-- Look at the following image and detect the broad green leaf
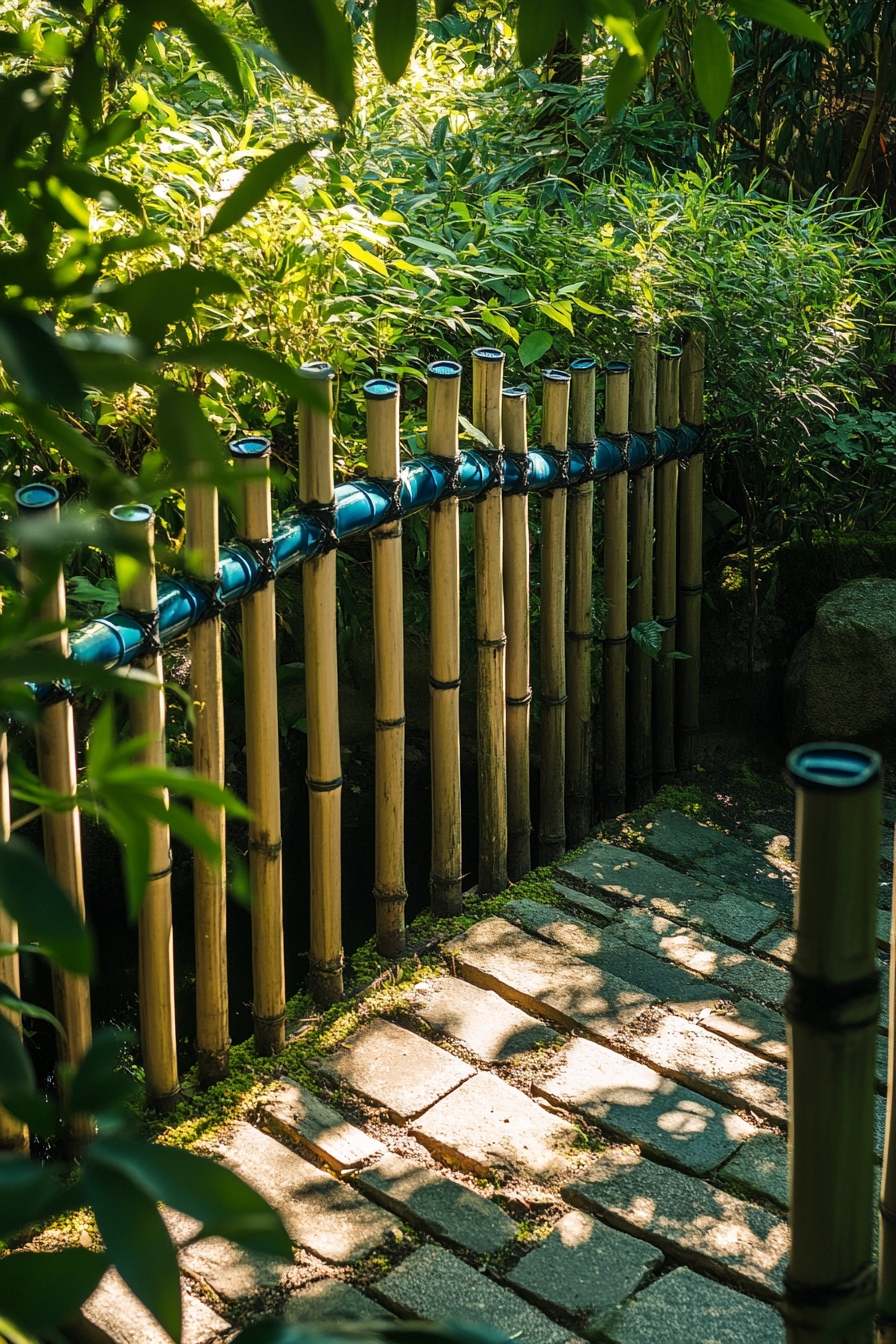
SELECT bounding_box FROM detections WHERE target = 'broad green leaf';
[603,15,643,55]
[101,265,241,349]
[254,0,356,121]
[81,114,144,160]
[692,15,733,120]
[603,49,647,120]
[119,0,244,93]
[537,300,575,334]
[374,0,417,83]
[636,4,669,59]
[154,385,225,472]
[516,0,562,67]
[0,839,94,975]
[0,310,83,409]
[92,1141,293,1258]
[168,340,328,411]
[341,239,389,277]
[0,980,64,1034]
[631,618,665,660]
[519,329,553,367]
[84,1163,181,1340]
[67,1028,140,1117]
[0,1160,74,1239]
[0,1250,108,1331]
[209,142,312,234]
[733,0,829,45]
[0,1013,35,1100]
[480,309,519,344]
[58,166,143,219]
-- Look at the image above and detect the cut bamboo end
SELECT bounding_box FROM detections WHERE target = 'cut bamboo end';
[677,331,706,771]
[538,369,570,866]
[502,384,531,882]
[627,333,656,809]
[653,347,681,787]
[601,362,630,819]
[365,378,407,958]
[229,435,286,1056]
[566,357,597,847]
[472,348,508,895]
[300,363,344,1005]
[785,745,881,1342]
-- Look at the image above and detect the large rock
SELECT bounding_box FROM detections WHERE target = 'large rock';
[785,577,896,748]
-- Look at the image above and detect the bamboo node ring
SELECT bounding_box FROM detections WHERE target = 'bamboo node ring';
[305,773,343,793]
[477,636,507,650]
[506,689,533,706]
[784,966,880,1032]
[429,675,461,692]
[375,715,406,730]
[249,837,283,857]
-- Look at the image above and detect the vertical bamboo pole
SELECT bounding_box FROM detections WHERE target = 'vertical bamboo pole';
[365,379,407,958]
[881,826,896,1341]
[229,437,285,1056]
[653,346,681,787]
[0,720,27,1151]
[186,475,229,1084]
[16,485,92,1074]
[566,357,597,848]
[502,386,531,882]
[111,504,179,1110]
[538,369,570,866]
[601,364,631,818]
[299,363,344,1006]
[428,360,463,916]
[472,348,508,896]
[627,331,657,809]
[784,744,880,1344]
[677,331,705,771]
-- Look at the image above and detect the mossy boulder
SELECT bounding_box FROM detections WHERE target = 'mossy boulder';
[784,576,896,748]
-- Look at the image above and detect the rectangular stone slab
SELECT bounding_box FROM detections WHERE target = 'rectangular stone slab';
[564,1148,788,1298]
[82,1270,230,1344]
[411,1069,584,1182]
[406,974,559,1062]
[720,1132,789,1210]
[701,1001,788,1066]
[372,1244,578,1344]
[262,1075,385,1171]
[283,1280,395,1322]
[443,917,656,1041]
[317,1017,476,1121]
[506,1209,662,1332]
[600,1266,786,1344]
[621,1014,788,1123]
[552,881,619,922]
[638,810,794,911]
[355,1152,518,1254]
[535,1037,754,1176]
[217,1122,398,1263]
[179,1235,293,1302]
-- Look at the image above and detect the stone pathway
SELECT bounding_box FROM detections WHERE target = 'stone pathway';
[81,807,895,1344]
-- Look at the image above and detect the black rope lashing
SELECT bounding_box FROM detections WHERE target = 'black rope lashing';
[603,430,630,474]
[657,615,677,630]
[541,692,569,707]
[193,572,226,620]
[603,633,629,646]
[126,608,162,659]
[147,849,173,882]
[541,445,570,496]
[249,836,283,859]
[639,430,658,468]
[300,499,339,554]
[471,447,504,502]
[306,773,343,793]
[242,537,277,590]
[567,629,595,642]
[569,439,598,483]
[375,714,407,731]
[784,1265,877,1310]
[370,475,404,526]
[40,680,75,707]
[506,689,532,707]
[784,966,880,1033]
[503,452,531,496]
[679,421,708,455]
[435,455,463,501]
[430,675,461,692]
[678,582,704,597]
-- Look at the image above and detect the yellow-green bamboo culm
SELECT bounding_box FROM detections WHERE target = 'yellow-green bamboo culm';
[880,796,896,1342]
[299,363,344,1006]
[784,745,880,1344]
[366,379,408,957]
[565,357,597,848]
[502,385,531,881]
[0,720,27,1151]
[428,360,463,916]
[17,486,93,1079]
[111,504,180,1109]
[472,347,508,895]
[653,346,681,786]
[601,363,631,818]
[186,474,229,1083]
[627,331,657,809]
[677,331,705,770]
[230,438,286,1056]
[538,368,570,866]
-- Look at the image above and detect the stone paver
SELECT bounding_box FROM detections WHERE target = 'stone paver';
[535,1037,753,1175]
[283,1280,394,1322]
[262,1076,385,1172]
[639,810,794,911]
[721,1132,788,1210]
[372,1244,577,1344]
[675,891,782,947]
[179,1236,293,1302]
[754,931,795,966]
[407,975,559,1062]
[616,909,789,1008]
[83,1271,229,1344]
[553,881,618,922]
[318,1018,475,1121]
[217,1122,398,1263]
[505,899,726,1010]
[444,917,656,1041]
[411,1069,584,1182]
[506,1209,662,1332]
[701,1002,788,1066]
[355,1152,518,1253]
[600,1266,786,1344]
[623,1014,788,1123]
[564,1147,788,1298]
[880,908,891,950]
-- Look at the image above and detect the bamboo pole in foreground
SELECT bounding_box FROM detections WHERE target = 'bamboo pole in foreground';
[365,379,408,958]
[784,744,880,1344]
[17,485,93,1075]
[472,347,508,896]
[229,437,286,1056]
[565,357,597,848]
[0,722,27,1151]
[653,346,681,786]
[111,504,179,1109]
[299,362,344,1006]
[601,364,630,818]
[627,331,657,809]
[186,474,229,1083]
[880,817,896,1341]
[538,368,570,866]
[428,360,463,916]
[677,330,705,770]
[502,385,531,881]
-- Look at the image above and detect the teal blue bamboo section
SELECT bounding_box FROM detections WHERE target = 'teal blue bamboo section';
[66,426,695,678]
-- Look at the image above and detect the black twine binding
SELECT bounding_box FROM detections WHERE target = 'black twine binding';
[542,445,570,495]
[193,572,226,621]
[301,499,339,554]
[504,452,531,496]
[370,475,404,526]
[306,773,343,793]
[784,1265,876,1310]
[679,421,708,456]
[603,431,630,474]
[130,608,162,658]
[436,455,462,501]
[41,680,74,706]
[784,966,880,1033]
[639,430,658,467]
[243,538,277,591]
[471,447,504,502]
[430,675,461,691]
[569,439,598,484]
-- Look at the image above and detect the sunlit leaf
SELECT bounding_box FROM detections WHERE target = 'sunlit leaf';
[341,239,389,276]
[209,142,312,234]
[518,329,553,367]
[733,0,829,46]
[603,50,647,120]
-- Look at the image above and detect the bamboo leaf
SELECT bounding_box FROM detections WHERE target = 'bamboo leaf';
[0,1250,108,1332]
[0,310,84,409]
[374,0,417,83]
[691,15,734,120]
[168,340,328,411]
[0,839,94,975]
[253,0,356,121]
[603,50,647,121]
[732,0,829,46]
[516,0,561,68]
[209,141,313,235]
[341,238,389,276]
